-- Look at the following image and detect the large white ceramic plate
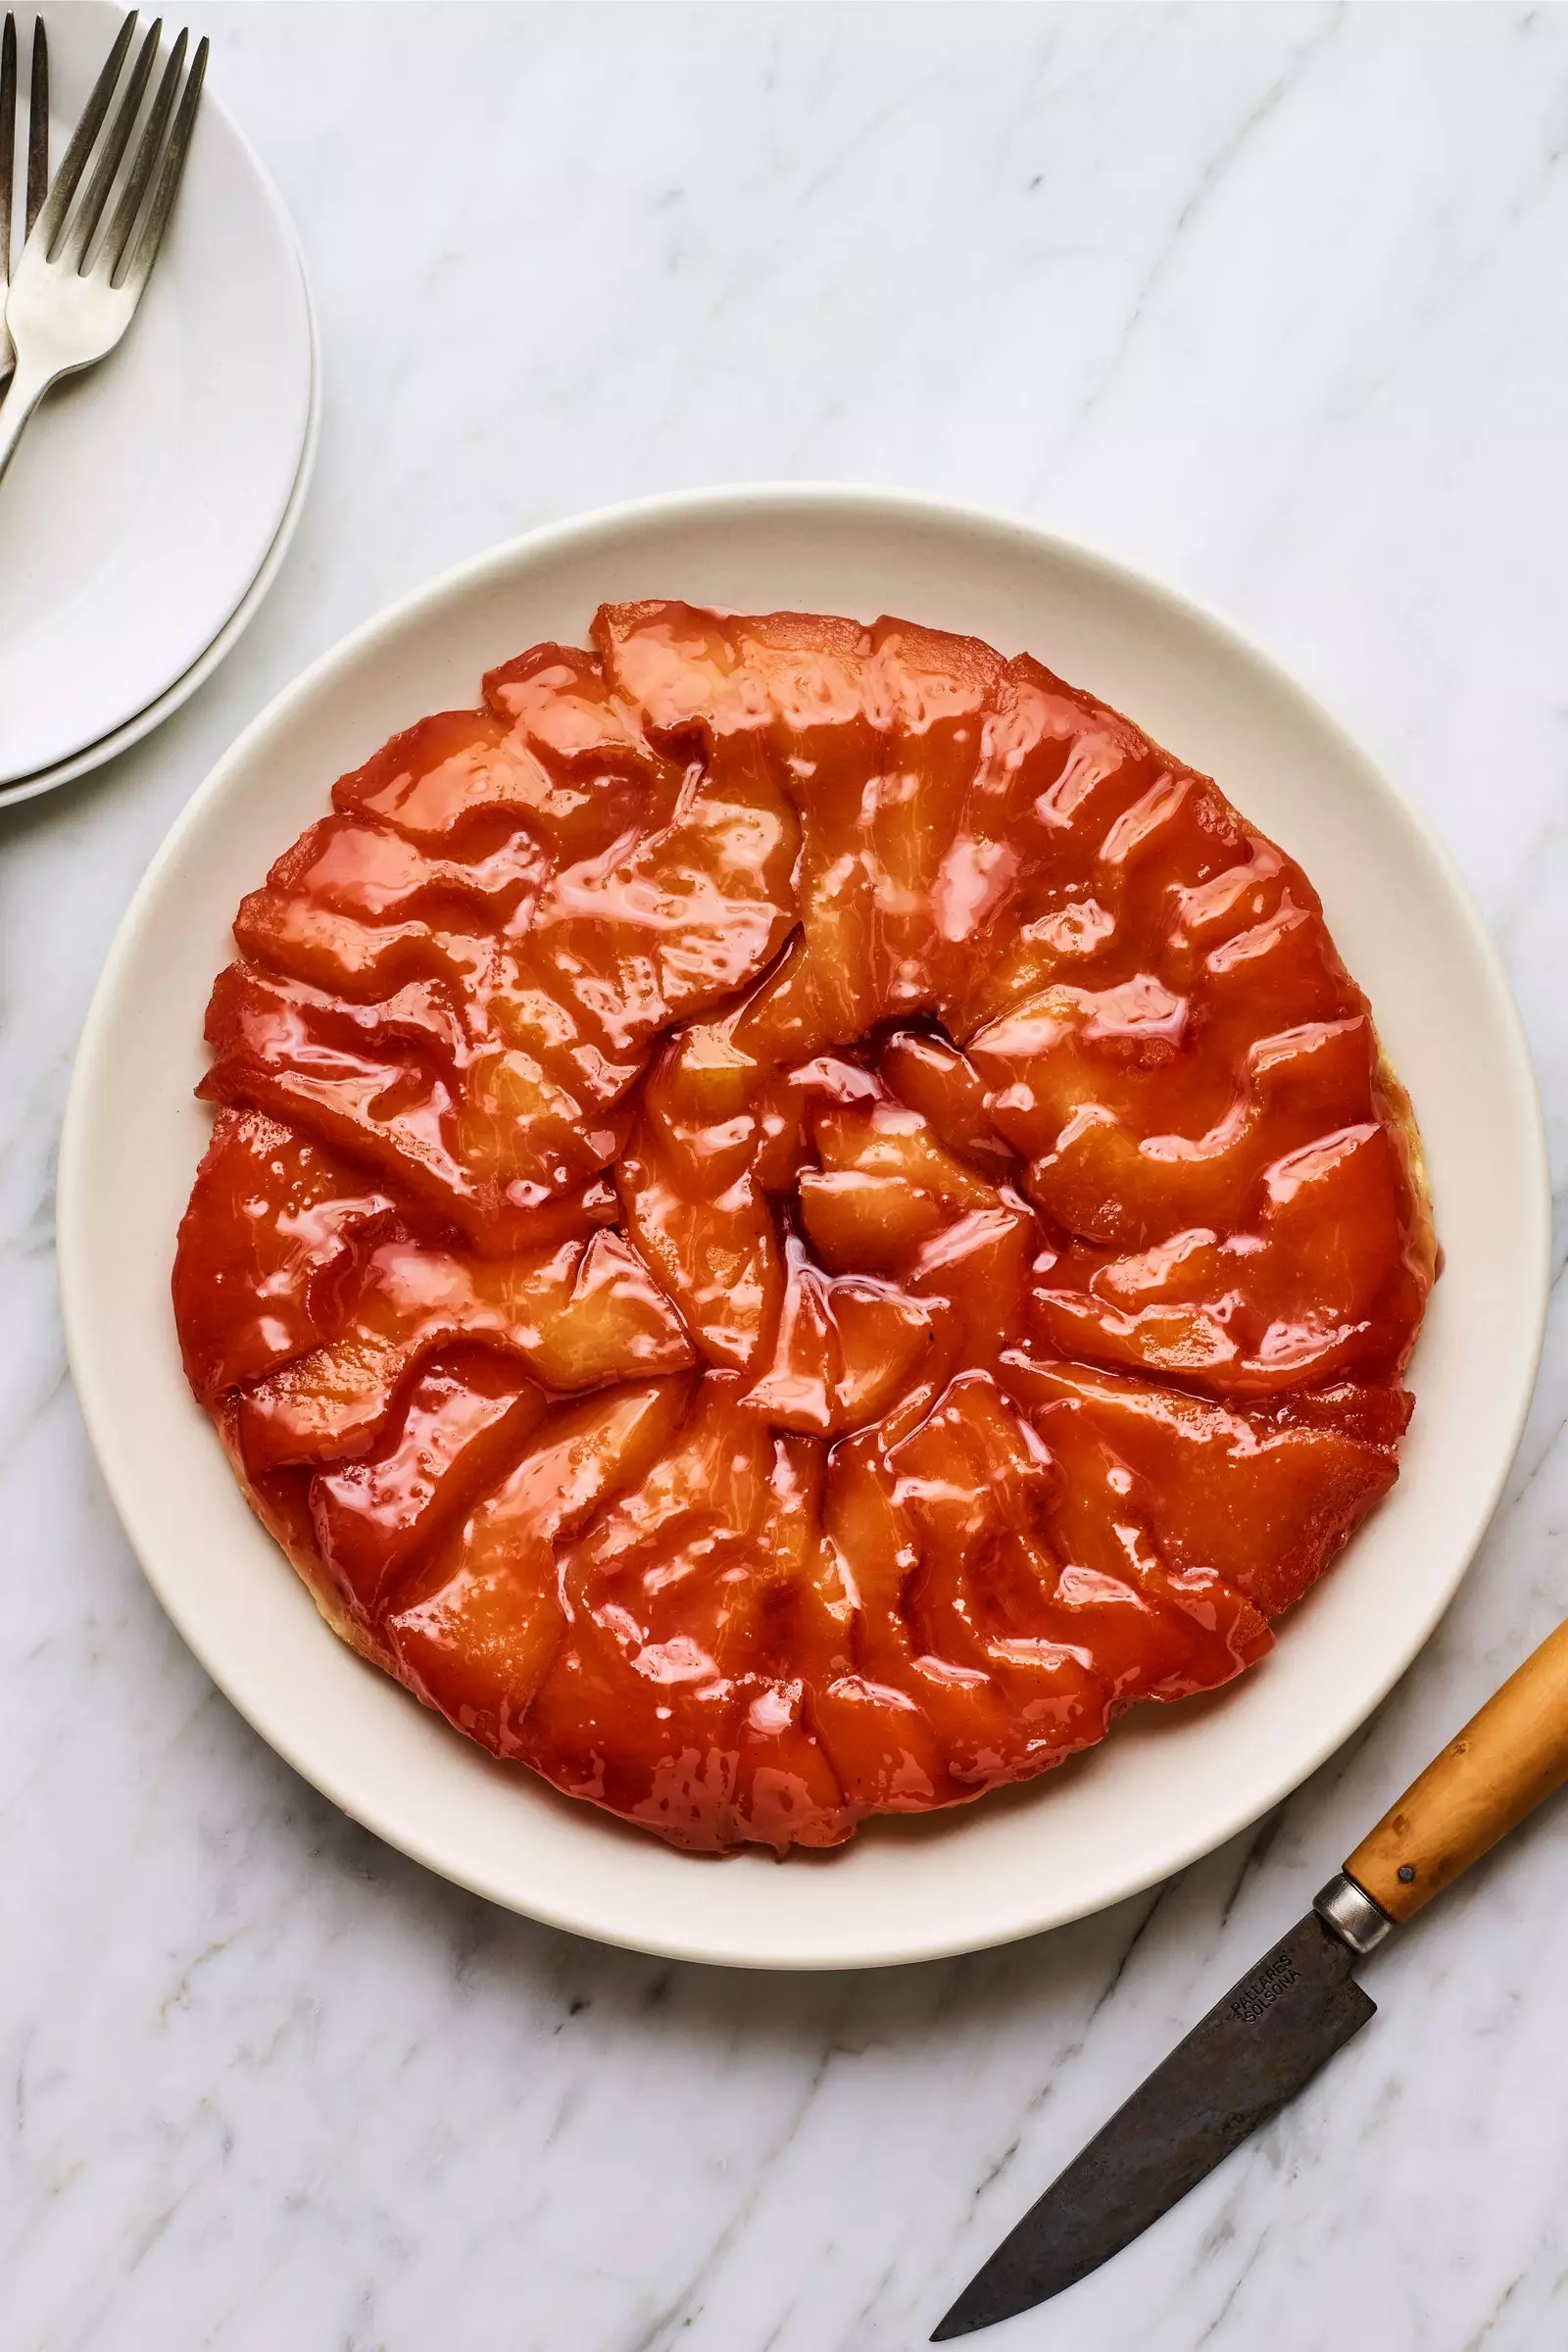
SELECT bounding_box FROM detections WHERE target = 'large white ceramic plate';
[58,486,1549,1971]
[0,3,313,784]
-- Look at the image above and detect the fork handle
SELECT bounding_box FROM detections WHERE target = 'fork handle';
[0,353,54,490]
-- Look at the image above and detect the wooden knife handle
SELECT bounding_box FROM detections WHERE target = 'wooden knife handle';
[1347,1618,1568,1922]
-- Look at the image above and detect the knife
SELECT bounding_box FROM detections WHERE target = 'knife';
[935,1612,1568,2340]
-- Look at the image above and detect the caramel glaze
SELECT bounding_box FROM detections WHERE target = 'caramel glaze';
[172,603,1437,1854]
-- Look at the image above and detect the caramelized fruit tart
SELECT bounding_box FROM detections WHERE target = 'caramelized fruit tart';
[173,603,1436,1854]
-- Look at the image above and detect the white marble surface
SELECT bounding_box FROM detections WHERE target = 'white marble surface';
[3,4,1566,2346]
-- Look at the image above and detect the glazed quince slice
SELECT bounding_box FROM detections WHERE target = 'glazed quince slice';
[811,1095,1002,1212]
[199,955,640,1243]
[511,630,801,1069]
[330,706,544,849]
[520,1379,850,1849]
[796,1170,948,1274]
[387,1378,692,1752]
[970,977,1394,1254]
[740,1235,933,1437]
[234,1226,693,1474]
[884,1370,1267,1722]
[481,642,689,855]
[880,1380,1116,1776]
[1030,1114,1427,1396]
[806,1414,1102,1807]
[878,1028,1014,1176]
[902,1202,1035,1378]
[1000,1351,1406,1619]
[214,643,797,1238]
[230,810,545,1004]
[200,964,488,1236]
[331,652,686,858]
[942,653,1178,1037]
[794,1085,1033,1375]
[616,1138,780,1373]
[612,1026,785,1372]
[173,1107,395,1401]
[596,602,1007,1044]
[311,1350,546,1625]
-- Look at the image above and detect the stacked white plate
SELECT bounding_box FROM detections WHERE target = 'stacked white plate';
[0,3,316,806]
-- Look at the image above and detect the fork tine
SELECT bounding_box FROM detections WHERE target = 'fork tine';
[33,8,135,259]
[105,24,182,276]
[0,16,17,283]
[116,30,204,293]
[63,15,161,270]
[24,14,46,235]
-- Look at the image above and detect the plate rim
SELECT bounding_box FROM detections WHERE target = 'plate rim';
[0,2,318,788]
[57,481,1552,1968]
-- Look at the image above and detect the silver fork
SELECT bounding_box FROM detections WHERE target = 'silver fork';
[0,9,206,489]
[0,13,50,385]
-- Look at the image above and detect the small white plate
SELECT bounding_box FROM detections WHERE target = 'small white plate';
[0,4,313,785]
[58,486,1550,1971]
[0,286,319,808]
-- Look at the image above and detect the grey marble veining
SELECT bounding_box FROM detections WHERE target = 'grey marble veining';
[2,6,1566,2348]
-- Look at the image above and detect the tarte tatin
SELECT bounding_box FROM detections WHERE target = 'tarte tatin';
[173,602,1436,1854]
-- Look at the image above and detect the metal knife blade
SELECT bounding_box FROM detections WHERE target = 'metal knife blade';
[933,1908,1376,2340]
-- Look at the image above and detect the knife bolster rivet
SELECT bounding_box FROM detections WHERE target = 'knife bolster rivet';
[1314,1872,1396,1953]
[1397,1864,1416,1883]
